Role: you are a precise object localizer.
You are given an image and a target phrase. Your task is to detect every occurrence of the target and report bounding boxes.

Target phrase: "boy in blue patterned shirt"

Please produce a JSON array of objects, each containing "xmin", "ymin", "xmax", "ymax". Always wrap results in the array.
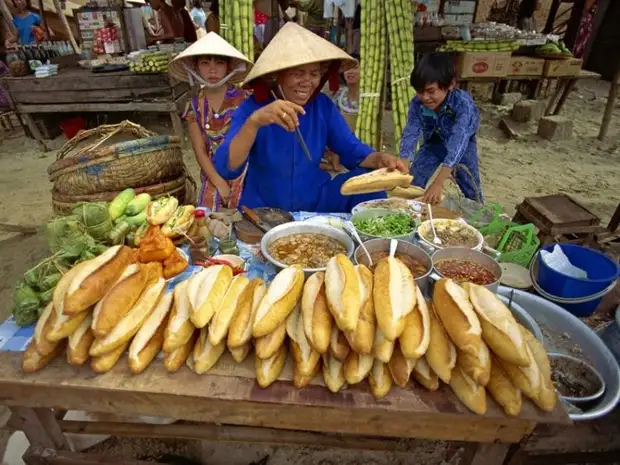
[{"xmin": 400, "ymin": 53, "xmax": 483, "ymax": 204}]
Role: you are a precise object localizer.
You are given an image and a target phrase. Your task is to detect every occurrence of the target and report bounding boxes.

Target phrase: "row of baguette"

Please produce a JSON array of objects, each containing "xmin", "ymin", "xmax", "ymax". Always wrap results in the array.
[{"xmin": 22, "ymin": 244, "xmax": 556, "ymax": 416}]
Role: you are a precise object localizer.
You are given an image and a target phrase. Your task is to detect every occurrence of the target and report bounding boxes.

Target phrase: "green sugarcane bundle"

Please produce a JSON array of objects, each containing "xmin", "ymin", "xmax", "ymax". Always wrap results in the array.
[
  {"xmin": 226, "ymin": 0, "xmax": 253, "ymax": 60},
  {"xmin": 220, "ymin": 0, "xmax": 228, "ymax": 41},
  {"xmin": 355, "ymin": 0, "xmax": 386, "ymax": 148},
  {"xmin": 386, "ymin": 0, "xmax": 415, "ymax": 155}
]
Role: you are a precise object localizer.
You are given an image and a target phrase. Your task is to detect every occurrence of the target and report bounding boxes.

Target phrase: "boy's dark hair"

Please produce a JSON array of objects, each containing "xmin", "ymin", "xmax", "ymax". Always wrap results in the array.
[{"xmin": 410, "ymin": 53, "xmax": 456, "ymax": 93}]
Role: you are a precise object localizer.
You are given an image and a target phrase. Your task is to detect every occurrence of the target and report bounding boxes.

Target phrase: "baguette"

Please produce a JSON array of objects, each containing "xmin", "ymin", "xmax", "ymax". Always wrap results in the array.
[
  {"xmin": 457, "ymin": 342, "xmax": 491, "ymax": 387},
  {"xmin": 325, "ymin": 255, "xmax": 362, "ymax": 332},
  {"xmin": 521, "ymin": 327, "xmax": 557, "ymax": 412},
  {"xmin": 230, "ymin": 343, "xmax": 252, "ymax": 363},
  {"xmin": 287, "ymin": 304, "xmax": 320, "ymax": 377},
  {"xmin": 209, "ymin": 275, "xmax": 250, "ymax": 345},
  {"xmin": 33, "ymin": 302, "xmax": 58, "ymax": 356},
  {"xmin": 163, "ymin": 330, "xmax": 196, "ymax": 372},
  {"xmin": 413, "ymin": 357, "xmax": 440, "ymax": 391},
  {"xmin": 373, "ymin": 257, "xmax": 416, "ymax": 341},
  {"xmin": 496, "ymin": 342, "xmax": 541, "ymax": 401},
  {"xmin": 47, "ymin": 262, "xmax": 91, "ymax": 341},
  {"xmin": 228, "ymin": 278, "xmax": 266, "ymax": 349},
  {"xmin": 92, "ymin": 263, "xmax": 148, "ymax": 338},
  {"xmin": 23, "ymin": 338, "xmax": 63, "ymax": 373},
  {"xmin": 128, "ymin": 291, "xmax": 173, "ymax": 374},
  {"xmin": 388, "ymin": 344, "xmax": 416, "ymax": 387},
  {"xmin": 67, "ymin": 314, "xmax": 95, "ymax": 366},
  {"xmin": 449, "ymin": 366, "xmax": 487, "ymax": 415},
  {"xmin": 294, "ymin": 356, "xmax": 320, "ymax": 389},
  {"xmin": 464, "ymin": 283, "xmax": 529, "ymax": 367},
  {"xmin": 191, "ymin": 327, "xmax": 226, "ymax": 374},
  {"xmin": 345, "ymin": 265, "xmax": 375, "ymax": 354},
  {"xmin": 425, "ymin": 302, "xmax": 457, "ymax": 384},
  {"xmin": 343, "ymin": 351, "xmax": 373, "ymax": 385},
  {"xmin": 256, "ymin": 343, "xmax": 287, "ymax": 388},
  {"xmin": 64, "ymin": 245, "xmax": 133, "ymax": 315},
  {"xmin": 189, "ymin": 265, "xmax": 233, "ymax": 328},
  {"xmin": 328, "ymin": 326, "xmax": 350, "ymax": 361},
  {"xmin": 301, "ymin": 272, "xmax": 333, "ymax": 354},
  {"xmin": 340, "ymin": 168, "xmax": 413, "ymax": 195},
  {"xmin": 487, "ymin": 359, "xmax": 522, "ymax": 416},
  {"xmin": 432, "ymin": 279, "xmax": 482, "ymax": 356},
  {"xmin": 163, "ymin": 280, "xmax": 194, "ymax": 352},
  {"xmin": 91, "ymin": 341, "xmax": 128, "ymax": 374},
  {"xmin": 255, "ymin": 321, "xmax": 286, "ymax": 359},
  {"xmin": 322, "ymin": 353, "xmax": 346, "ymax": 393},
  {"xmin": 253, "ymin": 265, "xmax": 304, "ymax": 338},
  {"xmin": 89, "ymin": 277, "xmax": 166, "ymax": 357},
  {"xmin": 399, "ymin": 285, "xmax": 430, "ymax": 360},
  {"xmin": 373, "ymin": 327, "xmax": 395, "ymax": 363},
  {"xmin": 92, "ymin": 264, "xmax": 140, "ymax": 331},
  {"xmin": 368, "ymin": 359, "xmax": 393, "ymax": 399},
  {"xmin": 389, "ymin": 185, "xmax": 426, "ymax": 199}
]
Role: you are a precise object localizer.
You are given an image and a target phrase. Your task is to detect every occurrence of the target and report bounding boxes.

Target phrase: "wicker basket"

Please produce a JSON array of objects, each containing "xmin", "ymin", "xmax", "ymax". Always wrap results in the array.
[
  {"xmin": 51, "ymin": 174, "xmax": 197, "ymax": 215},
  {"xmin": 48, "ymin": 121, "xmax": 184, "ymax": 196}
]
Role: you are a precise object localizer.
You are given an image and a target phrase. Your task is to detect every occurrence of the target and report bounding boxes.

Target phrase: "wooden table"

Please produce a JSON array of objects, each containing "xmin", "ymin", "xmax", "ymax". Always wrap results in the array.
[
  {"xmin": 1, "ymin": 68, "xmax": 189, "ymax": 152},
  {"xmin": 0, "ymin": 352, "xmax": 569, "ymax": 465},
  {"xmin": 545, "ymin": 69, "xmax": 602, "ymax": 116}
]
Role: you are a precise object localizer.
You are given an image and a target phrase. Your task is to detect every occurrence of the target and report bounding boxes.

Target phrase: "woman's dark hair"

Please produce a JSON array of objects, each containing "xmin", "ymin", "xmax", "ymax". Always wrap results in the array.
[
  {"xmin": 191, "ymin": 0, "xmax": 202, "ymax": 8},
  {"xmin": 518, "ymin": 0, "xmax": 537, "ymax": 19},
  {"xmin": 210, "ymin": 0, "xmax": 219, "ymax": 16},
  {"xmin": 410, "ymin": 52, "xmax": 455, "ymax": 92}
]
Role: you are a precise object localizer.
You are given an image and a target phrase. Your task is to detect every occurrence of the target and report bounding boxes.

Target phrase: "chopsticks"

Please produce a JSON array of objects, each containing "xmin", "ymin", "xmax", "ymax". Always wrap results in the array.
[{"xmin": 270, "ymin": 86, "xmax": 313, "ymax": 162}]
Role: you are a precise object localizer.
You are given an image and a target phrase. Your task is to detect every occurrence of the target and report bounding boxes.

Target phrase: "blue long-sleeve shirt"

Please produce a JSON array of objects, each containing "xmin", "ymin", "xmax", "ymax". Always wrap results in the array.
[
  {"xmin": 214, "ymin": 93, "xmax": 375, "ymax": 212},
  {"xmin": 399, "ymin": 89, "xmax": 480, "ymax": 169}
]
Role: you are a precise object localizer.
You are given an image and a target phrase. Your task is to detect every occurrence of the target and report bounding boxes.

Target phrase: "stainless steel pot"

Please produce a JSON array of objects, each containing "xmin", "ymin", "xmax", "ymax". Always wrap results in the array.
[
  {"xmin": 548, "ymin": 352, "xmax": 606, "ymax": 405},
  {"xmin": 431, "ymin": 247, "xmax": 503, "ymax": 293},
  {"xmin": 260, "ymin": 222, "xmax": 354, "ymax": 277},
  {"xmin": 353, "ymin": 239, "xmax": 433, "ymax": 294}
]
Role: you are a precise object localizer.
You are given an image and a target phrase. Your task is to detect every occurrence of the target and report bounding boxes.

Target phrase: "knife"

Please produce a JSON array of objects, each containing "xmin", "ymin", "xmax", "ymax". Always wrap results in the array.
[{"xmin": 241, "ymin": 206, "xmax": 272, "ymax": 233}]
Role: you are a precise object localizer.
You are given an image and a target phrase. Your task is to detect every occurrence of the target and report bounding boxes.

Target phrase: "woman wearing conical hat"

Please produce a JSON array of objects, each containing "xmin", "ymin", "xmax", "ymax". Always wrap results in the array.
[
  {"xmin": 169, "ymin": 33, "xmax": 253, "ymax": 211},
  {"xmin": 213, "ymin": 23, "xmax": 407, "ymax": 213}
]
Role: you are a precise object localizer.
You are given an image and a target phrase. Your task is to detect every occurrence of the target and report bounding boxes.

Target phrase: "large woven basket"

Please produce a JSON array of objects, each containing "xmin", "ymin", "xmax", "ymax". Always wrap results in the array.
[
  {"xmin": 51, "ymin": 174, "xmax": 197, "ymax": 215},
  {"xmin": 48, "ymin": 121, "xmax": 184, "ymax": 196}
]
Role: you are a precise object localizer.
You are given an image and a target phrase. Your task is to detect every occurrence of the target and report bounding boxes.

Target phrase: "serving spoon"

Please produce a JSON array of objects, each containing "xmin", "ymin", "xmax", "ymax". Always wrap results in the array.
[
  {"xmin": 389, "ymin": 238, "xmax": 398, "ymax": 258},
  {"xmin": 426, "ymin": 204, "xmax": 442, "ymax": 246},
  {"xmin": 346, "ymin": 220, "xmax": 373, "ymax": 267}
]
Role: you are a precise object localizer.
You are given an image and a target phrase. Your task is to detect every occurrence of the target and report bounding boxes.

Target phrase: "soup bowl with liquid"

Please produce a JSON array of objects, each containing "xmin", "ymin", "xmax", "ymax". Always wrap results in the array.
[
  {"xmin": 431, "ymin": 247, "xmax": 502, "ymax": 293},
  {"xmin": 354, "ymin": 239, "xmax": 433, "ymax": 294}
]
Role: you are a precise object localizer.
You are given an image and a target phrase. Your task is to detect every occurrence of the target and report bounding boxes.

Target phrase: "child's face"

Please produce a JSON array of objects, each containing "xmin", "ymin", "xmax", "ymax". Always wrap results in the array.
[
  {"xmin": 418, "ymin": 82, "xmax": 450, "ymax": 112},
  {"xmin": 197, "ymin": 56, "xmax": 229, "ymax": 85}
]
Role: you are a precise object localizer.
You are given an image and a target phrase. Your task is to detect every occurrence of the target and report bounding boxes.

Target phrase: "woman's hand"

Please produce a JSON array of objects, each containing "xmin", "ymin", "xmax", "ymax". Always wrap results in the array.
[
  {"xmin": 249, "ymin": 100, "xmax": 306, "ymax": 132},
  {"xmin": 320, "ymin": 151, "xmax": 343, "ymax": 172},
  {"xmin": 214, "ymin": 179, "xmax": 231, "ymax": 205},
  {"xmin": 360, "ymin": 152, "xmax": 409, "ymax": 173},
  {"xmin": 421, "ymin": 180, "xmax": 444, "ymax": 205}
]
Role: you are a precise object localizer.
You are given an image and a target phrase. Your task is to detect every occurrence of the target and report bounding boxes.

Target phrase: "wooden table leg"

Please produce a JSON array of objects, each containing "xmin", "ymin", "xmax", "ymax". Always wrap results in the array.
[
  {"xmin": 170, "ymin": 111, "xmax": 185, "ymax": 146},
  {"xmin": 545, "ymin": 79, "xmax": 565, "ymax": 115},
  {"xmin": 461, "ymin": 442, "xmax": 512, "ymax": 465},
  {"xmin": 8, "ymin": 407, "xmax": 70, "ymax": 451},
  {"xmin": 553, "ymin": 78, "xmax": 577, "ymax": 115},
  {"xmin": 598, "ymin": 67, "xmax": 620, "ymax": 141},
  {"xmin": 20, "ymin": 114, "xmax": 50, "ymax": 152}
]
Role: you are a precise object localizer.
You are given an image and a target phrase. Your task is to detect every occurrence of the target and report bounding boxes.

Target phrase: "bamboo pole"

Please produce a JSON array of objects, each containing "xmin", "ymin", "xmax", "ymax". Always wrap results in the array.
[
  {"xmin": 0, "ymin": 0, "xmax": 18, "ymax": 36},
  {"xmin": 51, "ymin": 0, "xmax": 80, "ymax": 53}
]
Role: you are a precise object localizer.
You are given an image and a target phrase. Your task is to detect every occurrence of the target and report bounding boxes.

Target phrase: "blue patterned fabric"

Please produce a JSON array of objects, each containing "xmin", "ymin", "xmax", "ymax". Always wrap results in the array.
[{"xmin": 399, "ymin": 89, "xmax": 483, "ymax": 202}]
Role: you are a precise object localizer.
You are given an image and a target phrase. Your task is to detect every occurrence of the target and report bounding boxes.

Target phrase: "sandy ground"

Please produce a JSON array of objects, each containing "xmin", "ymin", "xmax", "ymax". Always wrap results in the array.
[{"xmin": 0, "ymin": 79, "xmax": 618, "ymax": 464}]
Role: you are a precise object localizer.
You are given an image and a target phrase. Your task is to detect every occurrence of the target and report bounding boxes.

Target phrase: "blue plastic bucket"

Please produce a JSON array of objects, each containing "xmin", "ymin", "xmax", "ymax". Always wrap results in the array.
[{"xmin": 536, "ymin": 244, "xmax": 619, "ymax": 298}]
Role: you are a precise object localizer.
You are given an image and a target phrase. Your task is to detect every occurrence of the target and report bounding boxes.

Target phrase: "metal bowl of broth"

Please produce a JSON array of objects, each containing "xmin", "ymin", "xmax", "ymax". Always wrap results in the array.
[
  {"xmin": 353, "ymin": 239, "xmax": 433, "ymax": 294},
  {"xmin": 261, "ymin": 222, "xmax": 354, "ymax": 276}
]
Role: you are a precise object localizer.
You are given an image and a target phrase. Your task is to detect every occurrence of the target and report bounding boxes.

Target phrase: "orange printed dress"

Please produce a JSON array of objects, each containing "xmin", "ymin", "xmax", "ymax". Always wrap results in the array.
[{"xmin": 183, "ymin": 85, "xmax": 250, "ymax": 211}]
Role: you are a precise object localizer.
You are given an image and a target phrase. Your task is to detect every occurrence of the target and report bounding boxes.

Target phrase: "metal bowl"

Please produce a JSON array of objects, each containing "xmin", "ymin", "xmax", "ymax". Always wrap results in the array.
[
  {"xmin": 498, "ymin": 286, "xmax": 620, "ymax": 421},
  {"xmin": 548, "ymin": 352, "xmax": 606, "ymax": 405},
  {"xmin": 353, "ymin": 239, "xmax": 433, "ymax": 294},
  {"xmin": 432, "ymin": 247, "xmax": 503, "ymax": 293},
  {"xmin": 260, "ymin": 222, "xmax": 354, "ymax": 275},
  {"xmin": 350, "ymin": 208, "xmax": 417, "ymax": 243},
  {"xmin": 418, "ymin": 218, "xmax": 484, "ymax": 252}
]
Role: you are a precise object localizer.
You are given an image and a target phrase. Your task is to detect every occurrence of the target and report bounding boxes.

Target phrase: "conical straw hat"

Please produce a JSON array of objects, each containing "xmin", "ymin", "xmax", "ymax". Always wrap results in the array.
[
  {"xmin": 169, "ymin": 32, "xmax": 253, "ymax": 84},
  {"xmin": 242, "ymin": 22, "xmax": 356, "ymax": 86}
]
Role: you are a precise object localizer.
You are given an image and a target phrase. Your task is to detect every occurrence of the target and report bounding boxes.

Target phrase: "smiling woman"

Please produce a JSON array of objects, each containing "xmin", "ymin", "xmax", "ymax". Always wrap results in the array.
[{"xmin": 213, "ymin": 23, "xmax": 408, "ymax": 213}]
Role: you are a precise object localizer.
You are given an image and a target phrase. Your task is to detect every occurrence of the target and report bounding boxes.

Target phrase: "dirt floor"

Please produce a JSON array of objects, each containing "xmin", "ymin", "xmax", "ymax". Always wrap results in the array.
[{"xmin": 0, "ymin": 79, "xmax": 618, "ymax": 464}]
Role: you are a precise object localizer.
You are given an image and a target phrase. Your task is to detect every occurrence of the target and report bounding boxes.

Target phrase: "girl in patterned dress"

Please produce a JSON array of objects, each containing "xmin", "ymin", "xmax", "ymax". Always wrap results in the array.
[{"xmin": 168, "ymin": 32, "xmax": 254, "ymax": 211}]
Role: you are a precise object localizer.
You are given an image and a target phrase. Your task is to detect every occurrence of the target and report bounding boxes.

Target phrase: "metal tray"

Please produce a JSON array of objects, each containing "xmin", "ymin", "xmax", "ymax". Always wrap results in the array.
[{"xmin": 498, "ymin": 286, "xmax": 620, "ymax": 421}]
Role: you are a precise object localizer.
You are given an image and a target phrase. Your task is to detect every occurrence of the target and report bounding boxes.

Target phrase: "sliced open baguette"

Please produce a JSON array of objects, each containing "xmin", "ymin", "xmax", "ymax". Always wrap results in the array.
[
  {"xmin": 325, "ymin": 255, "xmax": 362, "ymax": 332},
  {"xmin": 341, "ymin": 168, "xmax": 413, "ymax": 195},
  {"xmin": 301, "ymin": 272, "xmax": 333, "ymax": 354}
]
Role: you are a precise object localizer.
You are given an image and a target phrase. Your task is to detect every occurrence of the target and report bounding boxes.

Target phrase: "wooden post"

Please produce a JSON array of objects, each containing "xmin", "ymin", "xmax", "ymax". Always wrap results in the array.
[
  {"xmin": 598, "ymin": 66, "xmax": 620, "ymax": 140},
  {"xmin": 0, "ymin": 0, "xmax": 18, "ymax": 36},
  {"xmin": 51, "ymin": 0, "xmax": 81, "ymax": 53},
  {"xmin": 37, "ymin": 0, "xmax": 50, "ymax": 38}
]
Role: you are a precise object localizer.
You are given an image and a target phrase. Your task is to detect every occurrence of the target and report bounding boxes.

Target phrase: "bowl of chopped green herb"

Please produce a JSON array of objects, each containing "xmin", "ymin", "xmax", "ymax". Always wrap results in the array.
[{"xmin": 350, "ymin": 209, "xmax": 418, "ymax": 242}]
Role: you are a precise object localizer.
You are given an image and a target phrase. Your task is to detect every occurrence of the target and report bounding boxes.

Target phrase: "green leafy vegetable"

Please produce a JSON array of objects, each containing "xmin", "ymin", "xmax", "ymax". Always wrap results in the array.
[{"xmin": 353, "ymin": 213, "xmax": 416, "ymax": 238}]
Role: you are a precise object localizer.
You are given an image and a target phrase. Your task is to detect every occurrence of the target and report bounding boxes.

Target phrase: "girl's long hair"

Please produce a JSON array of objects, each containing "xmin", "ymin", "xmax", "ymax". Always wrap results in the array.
[{"xmin": 210, "ymin": 0, "xmax": 219, "ymax": 16}]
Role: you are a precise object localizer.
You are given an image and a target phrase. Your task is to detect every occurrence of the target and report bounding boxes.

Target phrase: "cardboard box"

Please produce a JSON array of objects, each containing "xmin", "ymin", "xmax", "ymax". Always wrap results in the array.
[
  {"xmin": 458, "ymin": 52, "xmax": 512, "ymax": 79},
  {"xmin": 543, "ymin": 58, "xmax": 583, "ymax": 77},
  {"xmin": 510, "ymin": 57, "xmax": 545, "ymax": 76}
]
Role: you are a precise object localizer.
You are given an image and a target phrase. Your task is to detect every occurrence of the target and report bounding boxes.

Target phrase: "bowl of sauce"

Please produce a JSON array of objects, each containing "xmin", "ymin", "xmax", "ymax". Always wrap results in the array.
[
  {"xmin": 261, "ymin": 222, "xmax": 354, "ymax": 274},
  {"xmin": 431, "ymin": 247, "xmax": 502, "ymax": 292},
  {"xmin": 353, "ymin": 239, "xmax": 433, "ymax": 293}
]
